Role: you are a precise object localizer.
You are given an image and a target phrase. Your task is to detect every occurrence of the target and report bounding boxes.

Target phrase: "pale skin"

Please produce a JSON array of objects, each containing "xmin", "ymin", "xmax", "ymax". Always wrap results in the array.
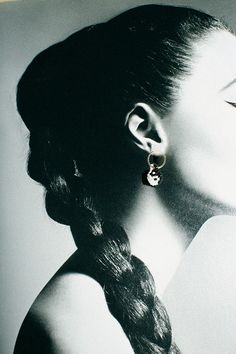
[
  {"xmin": 126, "ymin": 29, "xmax": 236, "ymax": 294},
  {"xmin": 14, "ymin": 29, "xmax": 236, "ymax": 353}
]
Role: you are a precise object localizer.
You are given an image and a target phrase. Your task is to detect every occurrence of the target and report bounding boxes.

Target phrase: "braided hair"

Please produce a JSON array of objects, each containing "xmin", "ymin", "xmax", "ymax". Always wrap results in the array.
[{"xmin": 17, "ymin": 5, "xmax": 227, "ymax": 354}]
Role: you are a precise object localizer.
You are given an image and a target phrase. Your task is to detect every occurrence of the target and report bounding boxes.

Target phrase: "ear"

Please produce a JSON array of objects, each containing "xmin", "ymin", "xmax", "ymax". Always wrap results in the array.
[{"xmin": 124, "ymin": 103, "xmax": 168, "ymax": 155}]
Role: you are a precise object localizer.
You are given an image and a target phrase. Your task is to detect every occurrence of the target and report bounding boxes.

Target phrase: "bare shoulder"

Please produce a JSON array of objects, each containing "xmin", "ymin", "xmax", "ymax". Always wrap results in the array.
[{"xmin": 14, "ymin": 251, "xmax": 133, "ymax": 354}]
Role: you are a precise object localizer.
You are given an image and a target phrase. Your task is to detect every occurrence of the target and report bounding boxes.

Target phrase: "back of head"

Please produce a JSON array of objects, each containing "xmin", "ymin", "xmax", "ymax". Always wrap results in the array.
[{"xmin": 17, "ymin": 4, "xmax": 225, "ymax": 134}]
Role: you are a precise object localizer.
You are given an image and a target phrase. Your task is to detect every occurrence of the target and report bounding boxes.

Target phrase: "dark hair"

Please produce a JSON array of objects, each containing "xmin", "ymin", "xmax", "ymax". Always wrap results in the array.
[{"xmin": 17, "ymin": 5, "xmax": 227, "ymax": 354}]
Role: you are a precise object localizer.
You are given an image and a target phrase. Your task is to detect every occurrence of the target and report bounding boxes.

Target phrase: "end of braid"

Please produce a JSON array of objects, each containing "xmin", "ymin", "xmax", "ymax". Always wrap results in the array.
[{"xmin": 105, "ymin": 255, "xmax": 176, "ymax": 353}]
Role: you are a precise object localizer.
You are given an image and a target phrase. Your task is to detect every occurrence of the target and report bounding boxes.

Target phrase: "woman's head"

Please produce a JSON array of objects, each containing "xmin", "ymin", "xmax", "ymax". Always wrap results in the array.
[
  {"xmin": 16, "ymin": 4, "xmax": 233, "ymax": 354},
  {"xmin": 17, "ymin": 4, "xmax": 231, "ymax": 222}
]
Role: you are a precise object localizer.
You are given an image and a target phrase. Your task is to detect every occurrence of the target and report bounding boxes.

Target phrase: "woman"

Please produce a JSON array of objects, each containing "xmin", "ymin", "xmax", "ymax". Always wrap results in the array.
[{"xmin": 14, "ymin": 4, "xmax": 236, "ymax": 353}]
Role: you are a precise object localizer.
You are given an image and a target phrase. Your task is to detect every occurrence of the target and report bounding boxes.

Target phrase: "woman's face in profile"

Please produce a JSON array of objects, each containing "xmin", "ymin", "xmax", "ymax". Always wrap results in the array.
[{"xmin": 163, "ymin": 29, "xmax": 236, "ymax": 208}]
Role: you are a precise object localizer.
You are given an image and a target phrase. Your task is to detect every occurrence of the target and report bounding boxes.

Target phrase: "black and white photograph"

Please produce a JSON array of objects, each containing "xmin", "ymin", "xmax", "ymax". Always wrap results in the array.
[{"xmin": 1, "ymin": 1, "xmax": 236, "ymax": 353}]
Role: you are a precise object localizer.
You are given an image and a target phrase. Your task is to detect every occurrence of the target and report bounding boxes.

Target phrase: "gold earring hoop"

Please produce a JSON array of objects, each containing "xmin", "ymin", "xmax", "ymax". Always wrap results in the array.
[
  {"xmin": 147, "ymin": 154, "xmax": 166, "ymax": 169},
  {"xmin": 142, "ymin": 153, "xmax": 166, "ymax": 187}
]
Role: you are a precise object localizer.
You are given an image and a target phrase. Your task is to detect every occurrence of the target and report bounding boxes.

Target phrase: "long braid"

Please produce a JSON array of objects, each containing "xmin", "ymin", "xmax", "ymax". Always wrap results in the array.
[
  {"xmin": 71, "ymin": 202, "xmax": 180, "ymax": 353},
  {"xmin": 33, "ymin": 132, "xmax": 180, "ymax": 353},
  {"xmin": 67, "ymin": 181, "xmax": 180, "ymax": 353}
]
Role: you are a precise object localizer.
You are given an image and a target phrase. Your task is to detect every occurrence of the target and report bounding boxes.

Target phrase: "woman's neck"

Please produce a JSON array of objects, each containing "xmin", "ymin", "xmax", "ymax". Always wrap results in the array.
[
  {"xmin": 93, "ymin": 164, "xmax": 236, "ymax": 296},
  {"xmin": 120, "ymin": 187, "xmax": 187, "ymax": 296},
  {"xmin": 119, "ymin": 182, "xmax": 236, "ymax": 296}
]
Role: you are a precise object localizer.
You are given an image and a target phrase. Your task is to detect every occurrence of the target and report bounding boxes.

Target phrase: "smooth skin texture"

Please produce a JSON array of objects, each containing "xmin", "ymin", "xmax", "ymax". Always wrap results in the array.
[
  {"xmin": 164, "ymin": 29, "xmax": 236, "ymax": 207},
  {"xmin": 14, "ymin": 254, "xmax": 134, "ymax": 354},
  {"xmin": 164, "ymin": 215, "xmax": 236, "ymax": 354}
]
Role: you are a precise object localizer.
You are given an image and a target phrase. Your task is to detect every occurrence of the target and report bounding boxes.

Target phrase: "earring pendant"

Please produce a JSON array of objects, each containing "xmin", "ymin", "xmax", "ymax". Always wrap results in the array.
[{"xmin": 142, "ymin": 154, "xmax": 166, "ymax": 187}]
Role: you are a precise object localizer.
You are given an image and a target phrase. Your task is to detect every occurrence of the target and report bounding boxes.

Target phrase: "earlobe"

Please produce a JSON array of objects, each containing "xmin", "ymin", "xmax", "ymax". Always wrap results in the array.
[{"xmin": 124, "ymin": 102, "xmax": 168, "ymax": 155}]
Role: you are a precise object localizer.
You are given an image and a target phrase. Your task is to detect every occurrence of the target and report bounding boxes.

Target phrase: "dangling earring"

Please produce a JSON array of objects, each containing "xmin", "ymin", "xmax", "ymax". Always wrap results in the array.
[
  {"xmin": 73, "ymin": 160, "xmax": 82, "ymax": 178},
  {"xmin": 142, "ymin": 153, "xmax": 166, "ymax": 187}
]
